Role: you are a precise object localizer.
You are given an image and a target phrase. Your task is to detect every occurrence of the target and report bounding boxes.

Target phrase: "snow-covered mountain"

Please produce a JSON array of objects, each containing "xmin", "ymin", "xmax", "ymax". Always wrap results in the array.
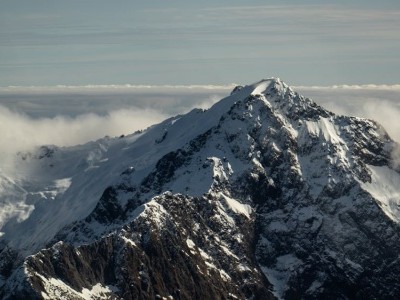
[{"xmin": 1, "ymin": 78, "xmax": 400, "ymax": 299}]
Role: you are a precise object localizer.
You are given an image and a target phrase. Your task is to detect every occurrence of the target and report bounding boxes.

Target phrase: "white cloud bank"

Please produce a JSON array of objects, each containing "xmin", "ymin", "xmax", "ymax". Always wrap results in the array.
[
  {"xmin": 0, "ymin": 106, "xmax": 166, "ymax": 148},
  {"xmin": 0, "ymin": 106, "xmax": 166, "ymax": 171},
  {"xmin": 0, "ymin": 84, "xmax": 399, "ymax": 172}
]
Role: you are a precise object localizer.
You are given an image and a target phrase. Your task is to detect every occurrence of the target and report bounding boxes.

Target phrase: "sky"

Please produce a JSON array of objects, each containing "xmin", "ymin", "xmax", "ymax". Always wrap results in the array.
[{"xmin": 1, "ymin": 0, "xmax": 400, "ymax": 86}]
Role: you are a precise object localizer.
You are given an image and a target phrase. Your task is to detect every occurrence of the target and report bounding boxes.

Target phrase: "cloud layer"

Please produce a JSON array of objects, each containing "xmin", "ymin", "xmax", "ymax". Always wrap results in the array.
[
  {"xmin": 0, "ymin": 86, "xmax": 233, "ymax": 172},
  {"xmin": 0, "ymin": 106, "xmax": 167, "ymax": 172},
  {"xmin": 0, "ymin": 84, "xmax": 399, "ymax": 172}
]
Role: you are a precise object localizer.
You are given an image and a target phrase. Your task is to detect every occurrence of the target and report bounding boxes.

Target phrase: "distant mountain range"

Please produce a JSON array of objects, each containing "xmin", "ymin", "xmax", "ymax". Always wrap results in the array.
[{"xmin": 1, "ymin": 78, "xmax": 400, "ymax": 299}]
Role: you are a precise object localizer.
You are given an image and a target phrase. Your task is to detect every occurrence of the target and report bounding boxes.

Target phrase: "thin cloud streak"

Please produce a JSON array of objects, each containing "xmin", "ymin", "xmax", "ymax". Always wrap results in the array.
[
  {"xmin": 295, "ymin": 84, "xmax": 400, "ymax": 90},
  {"xmin": 0, "ymin": 84, "xmax": 236, "ymax": 94},
  {"xmin": 2, "ymin": 83, "xmax": 399, "ymax": 93}
]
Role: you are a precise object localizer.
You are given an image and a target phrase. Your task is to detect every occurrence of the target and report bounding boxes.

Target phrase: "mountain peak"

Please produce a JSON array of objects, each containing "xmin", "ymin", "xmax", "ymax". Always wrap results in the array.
[
  {"xmin": 252, "ymin": 77, "xmax": 292, "ymax": 93},
  {"xmin": 2, "ymin": 78, "xmax": 400, "ymax": 299}
]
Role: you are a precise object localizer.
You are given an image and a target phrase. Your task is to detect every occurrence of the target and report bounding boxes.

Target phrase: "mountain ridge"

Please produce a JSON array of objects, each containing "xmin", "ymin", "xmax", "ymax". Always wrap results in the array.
[{"xmin": 1, "ymin": 78, "xmax": 400, "ymax": 299}]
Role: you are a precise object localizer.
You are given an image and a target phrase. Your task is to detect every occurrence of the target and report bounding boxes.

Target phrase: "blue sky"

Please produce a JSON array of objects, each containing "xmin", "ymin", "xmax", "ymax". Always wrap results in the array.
[{"xmin": 1, "ymin": 0, "xmax": 400, "ymax": 86}]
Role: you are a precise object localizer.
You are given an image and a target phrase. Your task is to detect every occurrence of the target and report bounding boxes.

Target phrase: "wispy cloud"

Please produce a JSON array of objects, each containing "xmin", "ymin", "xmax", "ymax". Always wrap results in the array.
[
  {"xmin": 295, "ymin": 84, "xmax": 400, "ymax": 91},
  {"xmin": 0, "ymin": 106, "xmax": 166, "ymax": 172},
  {"xmin": 0, "ymin": 84, "xmax": 235, "ymax": 93}
]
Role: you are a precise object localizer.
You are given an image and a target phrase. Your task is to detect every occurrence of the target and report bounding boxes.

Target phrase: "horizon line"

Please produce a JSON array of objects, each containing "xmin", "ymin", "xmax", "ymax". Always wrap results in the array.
[
  {"xmin": 0, "ymin": 84, "xmax": 237, "ymax": 93},
  {"xmin": 1, "ymin": 83, "xmax": 400, "ymax": 93}
]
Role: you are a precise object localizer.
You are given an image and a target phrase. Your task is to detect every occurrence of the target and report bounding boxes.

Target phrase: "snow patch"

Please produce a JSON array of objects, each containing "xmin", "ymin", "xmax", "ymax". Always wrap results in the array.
[
  {"xmin": 219, "ymin": 244, "xmax": 239, "ymax": 260},
  {"xmin": 38, "ymin": 273, "xmax": 118, "ymax": 300},
  {"xmin": 142, "ymin": 199, "xmax": 168, "ymax": 228},
  {"xmin": 171, "ymin": 117, "xmax": 180, "ymax": 125},
  {"xmin": 209, "ymin": 157, "xmax": 229, "ymax": 182},
  {"xmin": 81, "ymin": 283, "xmax": 119, "ymax": 300},
  {"xmin": 251, "ymin": 80, "xmax": 272, "ymax": 96},
  {"xmin": 186, "ymin": 238, "xmax": 195, "ymax": 250},
  {"xmin": 261, "ymin": 254, "xmax": 303, "ymax": 299},
  {"xmin": 306, "ymin": 280, "xmax": 323, "ymax": 294},
  {"xmin": 221, "ymin": 194, "xmax": 252, "ymax": 219},
  {"xmin": 121, "ymin": 236, "xmax": 137, "ymax": 247},
  {"xmin": 198, "ymin": 248, "xmax": 212, "ymax": 261},
  {"xmin": 197, "ymin": 246, "xmax": 231, "ymax": 280},
  {"xmin": 218, "ymin": 268, "xmax": 231, "ymax": 281},
  {"xmin": 54, "ymin": 177, "xmax": 72, "ymax": 192},
  {"xmin": 359, "ymin": 165, "xmax": 400, "ymax": 222}
]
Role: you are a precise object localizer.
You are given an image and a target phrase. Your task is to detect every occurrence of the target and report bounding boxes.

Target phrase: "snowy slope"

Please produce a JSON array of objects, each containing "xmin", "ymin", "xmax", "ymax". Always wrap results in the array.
[
  {"xmin": 2, "ymin": 78, "xmax": 400, "ymax": 299},
  {"xmin": 0, "ymin": 82, "xmax": 258, "ymax": 255}
]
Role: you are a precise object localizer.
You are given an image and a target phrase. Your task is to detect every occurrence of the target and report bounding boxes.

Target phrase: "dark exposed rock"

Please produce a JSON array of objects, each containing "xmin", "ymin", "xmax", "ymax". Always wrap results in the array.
[{"xmin": 9, "ymin": 193, "xmax": 274, "ymax": 299}]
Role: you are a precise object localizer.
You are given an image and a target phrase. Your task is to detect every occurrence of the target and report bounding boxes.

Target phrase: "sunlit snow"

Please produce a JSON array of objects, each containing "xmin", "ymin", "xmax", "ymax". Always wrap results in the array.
[{"xmin": 359, "ymin": 165, "xmax": 400, "ymax": 222}]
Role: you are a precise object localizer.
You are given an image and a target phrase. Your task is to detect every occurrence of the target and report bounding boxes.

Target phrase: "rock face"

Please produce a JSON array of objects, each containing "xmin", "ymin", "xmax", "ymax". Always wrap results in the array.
[{"xmin": 1, "ymin": 78, "xmax": 400, "ymax": 299}]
